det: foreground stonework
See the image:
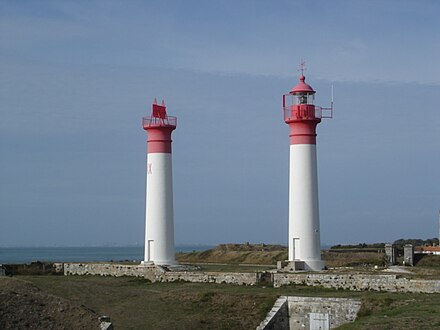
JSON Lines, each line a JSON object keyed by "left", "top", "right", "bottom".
{"left": 273, "top": 273, "right": 440, "bottom": 293}
{"left": 256, "top": 296, "right": 289, "bottom": 330}
{"left": 257, "top": 296, "right": 361, "bottom": 330}
{"left": 62, "top": 263, "right": 258, "bottom": 286}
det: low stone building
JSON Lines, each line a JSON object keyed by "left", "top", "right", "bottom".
{"left": 257, "top": 296, "right": 361, "bottom": 330}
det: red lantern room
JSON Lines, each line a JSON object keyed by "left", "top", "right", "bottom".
{"left": 283, "top": 74, "right": 319, "bottom": 122}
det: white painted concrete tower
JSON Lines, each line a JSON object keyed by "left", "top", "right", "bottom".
{"left": 282, "top": 70, "right": 332, "bottom": 271}
{"left": 142, "top": 100, "right": 177, "bottom": 265}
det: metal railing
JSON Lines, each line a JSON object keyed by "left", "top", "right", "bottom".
{"left": 316, "top": 106, "right": 333, "bottom": 119}
{"left": 283, "top": 106, "right": 333, "bottom": 121}
{"left": 142, "top": 116, "right": 177, "bottom": 128}
{"left": 283, "top": 107, "right": 320, "bottom": 121}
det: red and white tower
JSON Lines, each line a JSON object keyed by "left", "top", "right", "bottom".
{"left": 142, "top": 100, "right": 177, "bottom": 265}
{"left": 282, "top": 66, "right": 332, "bottom": 271}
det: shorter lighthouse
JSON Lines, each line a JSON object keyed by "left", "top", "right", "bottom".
{"left": 142, "top": 100, "right": 177, "bottom": 265}
{"left": 282, "top": 66, "right": 332, "bottom": 271}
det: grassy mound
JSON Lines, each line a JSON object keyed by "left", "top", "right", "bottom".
{"left": 323, "top": 250, "right": 385, "bottom": 267}
{"left": 0, "top": 277, "right": 99, "bottom": 329}
{"left": 415, "top": 255, "right": 440, "bottom": 268}
{"left": 176, "top": 243, "right": 287, "bottom": 265}
{"left": 177, "top": 243, "right": 386, "bottom": 267}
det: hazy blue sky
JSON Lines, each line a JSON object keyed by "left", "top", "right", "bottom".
{"left": 1, "top": 1, "right": 439, "bottom": 247}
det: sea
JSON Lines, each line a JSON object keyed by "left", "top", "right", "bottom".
{"left": 0, "top": 245, "right": 214, "bottom": 264}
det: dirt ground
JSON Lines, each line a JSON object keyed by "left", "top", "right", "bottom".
{"left": 0, "top": 277, "right": 100, "bottom": 329}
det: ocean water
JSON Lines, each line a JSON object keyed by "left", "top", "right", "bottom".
{"left": 0, "top": 245, "right": 214, "bottom": 264}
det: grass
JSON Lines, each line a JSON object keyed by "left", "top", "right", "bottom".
{"left": 16, "top": 275, "right": 440, "bottom": 330}
{"left": 415, "top": 254, "right": 440, "bottom": 268}
{"left": 322, "top": 250, "right": 385, "bottom": 267}
{"left": 18, "top": 275, "right": 276, "bottom": 329}
{"left": 190, "top": 263, "right": 274, "bottom": 273}
{"left": 176, "top": 250, "right": 287, "bottom": 265}
{"left": 338, "top": 292, "right": 440, "bottom": 329}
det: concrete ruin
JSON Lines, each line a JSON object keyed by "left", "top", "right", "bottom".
{"left": 257, "top": 296, "right": 361, "bottom": 330}
{"left": 385, "top": 243, "right": 396, "bottom": 265}
{"left": 404, "top": 244, "right": 415, "bottom": 266}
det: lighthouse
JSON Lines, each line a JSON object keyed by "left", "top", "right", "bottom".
{"left": 282, "top": 66, "right": 332, "bottom": 271}
{"left": 142, "top": 100, "right": 177, "bottom": 265}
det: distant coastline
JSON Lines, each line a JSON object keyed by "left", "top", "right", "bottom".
{"left": 0, "top": 244, "right": 338, "bottom": 264}
{"left": 0, "top": 245, "right": 214, "bottom": 264}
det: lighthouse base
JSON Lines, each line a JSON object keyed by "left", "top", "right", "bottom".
{"left": 155, "top": 260, "right": 178, "bottom": 266}
{"left": 140, "top": 260, "right": 178, "bottom": 266}
{"left": 278, "top": 259, "right": 325, "bottom": 272}
{"left": 304, "top": 259, "right": 326, "bottom": 271}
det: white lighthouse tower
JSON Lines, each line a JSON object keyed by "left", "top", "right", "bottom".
{"left": 282, "top": 65, "right": 332, "bottom": 271}
{"left": 142, "top": 100, "right": 177, "bottom": 265}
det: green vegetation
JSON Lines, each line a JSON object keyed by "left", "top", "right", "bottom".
{"left": 322, "top": 250, "right": 385, "bottom": 267}
{"left": 337, "top": 292, "right": 440, "bottom": 330}
{"left": 393, "top": 238, "right": 439, "bottom": 247}
{"left": 330, "top": 243, "right": 385, "bottom": 250}
{"left": 13, "top": 275, "right": 440, "bottom": 330}
{"left": 330, "top": 238, "right": 440, "bottom": 251}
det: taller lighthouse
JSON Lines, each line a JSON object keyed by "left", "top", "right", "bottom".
{"left": 142, "top": 100, "right": 177, "bottom": 265}
{"left": 282, "top": 67, "right": 332, "bottom": 271}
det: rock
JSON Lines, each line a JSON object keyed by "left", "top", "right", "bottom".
{"left": 100, "top": 321, "right": 113, "bottom": 330}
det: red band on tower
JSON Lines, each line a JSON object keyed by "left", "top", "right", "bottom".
{"left": 145, "top": 126, "right": 175, "bottom": 153}
{"left": 288, "top": 120, "right": 319, "bottom": 145}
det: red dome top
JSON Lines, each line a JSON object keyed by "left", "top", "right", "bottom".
{"left": 290, "top": 75, "right": 315, "bottom": 94}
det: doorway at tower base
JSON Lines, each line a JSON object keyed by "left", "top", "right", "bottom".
{"left": 277, "top": 260, "right": 326, "bottom": 272}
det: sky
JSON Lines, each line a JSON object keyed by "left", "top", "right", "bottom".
{"left": 0, "top": 0, "right": 439, "bottom": 247}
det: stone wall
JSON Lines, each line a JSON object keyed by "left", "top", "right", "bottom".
{"left": 53, "top": 263, "right": 64, "bottom": 273}
{"left": 257, "top": 296, "right": 360, "bottom": 330}
{"left": 273, "top": 273, "right": 440, "bottom": 293}
{"left": 62, "top": 263, "right": 440, "bottom": 293}
{"left": 63, "top": 263, "right": 164, "bottom": 282}
{"left": 162, "top": 271, "right": 258, "bottom": 285}
{"left": 256, "top": 297, "right": 289, "bottom": 330}
{"left": 63, "top": 263, "right": 258, "bottom": 286}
